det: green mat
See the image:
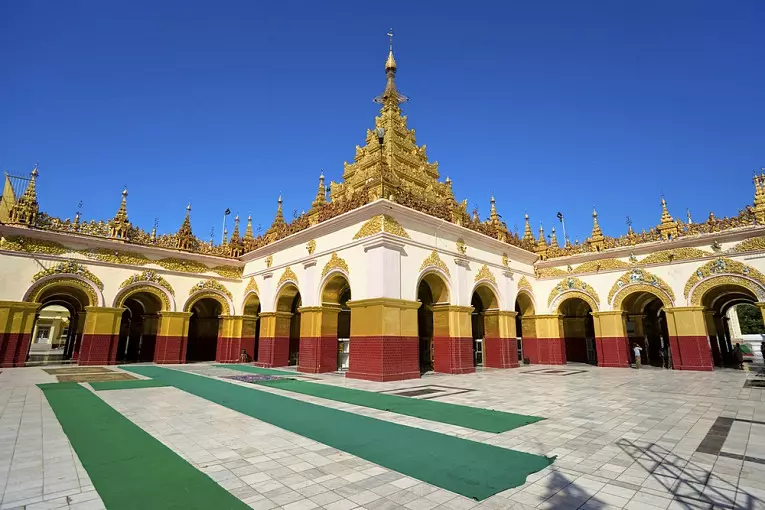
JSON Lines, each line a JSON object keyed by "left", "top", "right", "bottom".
{"left": 90, "top": 379, "right": 169, "bottom": 391}
{"left": 123, "top": 366, "right": 553, "bottom": 500}
{"left": 213, "top": 364, "right": 296, "bottom": 376}
{"left": 38, "top": 383, "right": 248, "bottom": 510}
{"left": 248, "top": 376, "right": 542, "bottom": 433}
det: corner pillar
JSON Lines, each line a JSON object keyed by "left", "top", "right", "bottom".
{"left": 0, "top": 301, "right": 40, "bottom": 368}
{"left": 217, "top": 315, "right": 258, "bottom": 363}
{"left": 256, "top": 311, "right": 292, "bottom": 367}
{"left": 298, "top": 305, "right": 341, "bottom": 373}
{"left": 79, "top": 307, "right": 124, "bottom": 365}
{"left": 592, "top": 311, "right": 630, "bottom": 368}
{"left": 346, "top": 298, "right": 421, "bottom": 382}
{"left": 665, "top": 307, "right": 713, "bottom": 371}
{"left": 528, "top": 314, "right": 565, "bottom": 364}
{"left": 484, "top": 310, "right": 519, "bottom": 369}
{"left": 154, "top": 311, "right": 192, "bottom": 364}
{"left": 432, "top": 304, "right": 475, "bottom": 374}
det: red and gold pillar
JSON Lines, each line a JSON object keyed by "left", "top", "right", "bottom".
{"left": 483, "top": 310, "right": 519, "bottom": 369}
{"left": 78, "top": 307, "right": 124, "bottom": 365}
{"left": 592, "top": 311, "right": 630, "bottom": 368}
{"left": 530, "top": 314, "right": 565, "bottom": 364}
{"left": 256, "top": 311, "right": 292, "bottom": 367}
{"left": 519, "top": 315, "right": 537, "bottom": 363}
{"left": 154, "top": 311, "right": 192, "bottom": 364}
{"left": 298, "top": 305, "right": 341, "bottom": 374}
{"left": 0, "top": 301, "right": 40, "bottom": 368}
{"left": 432, "top": 304, "right": 474, "bottom": 374}
{"left": 665, "top": 307, "right": 713, "bottom": 371}
{"left": 704, "top": 310, "right": 723, "bottom": 367}
{"left": 346, "top": 298, "right": 421, "bottom": 382}
{"left": 216, "top": 315, "right": 258, "bottom": 363}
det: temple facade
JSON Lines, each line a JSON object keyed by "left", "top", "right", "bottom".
{"left": 2, "top": 46, "right": 765, "bottom": 380}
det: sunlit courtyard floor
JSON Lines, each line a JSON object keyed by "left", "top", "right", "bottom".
{"left": 1, "top": 362, "right": 764, "bottom": 510}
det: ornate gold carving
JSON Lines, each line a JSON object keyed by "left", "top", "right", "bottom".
{"left": 266, "top": 255, "right": 273, "bottom": 268}
{"left": 245, "top": 277, "right": 259, "bottom": 295}
{"left": 26, "top": 277, "right": 98, "bottom": 308}
{"left": 0, "top": 236, "right": 68, "bottom": 255}
{"left": 209, "top": 265, "right": 243, "bottom": 279}
{"left": 501, "top": 253, "right": 509, "bottom": 267}
{"left": 574, "top": 259, "right": 630, "bottom": 273}
{"left": 278, "top": 266, "right": 299, "bottom": 286}
{"left": 684, "top": 257, "right": 765, "bottom": 302}
{"left": 640, "top": 248, "right": 709, "bottom": 265}
{"left": 553, "top": 290, "right": 599, "bottom": 312}
{"left": 537, "top": 267, "right": 567, "bottom": 278}
{"left": 184, "top": 290, "right": 231, "bottom": 315}
{"left": 517, "top": 276, "right": 533, "bottom": 293}
{"left": 114, "top": 284, "right": 171, "bottom": 311}
{"left": 608, "top": 268, "right": 675, "bottom": 307}
{"left": 419, "top": 250, "right": 450, "bottom": 278}
{"left": 306, "top": 240, "right": 316, "bottom": 255}
{"left": 321, "top": 252, "right": 350, "bottom": 278}
{"left": 548, "top": 277, "right": 601, "bottom": 307}
{"left": 732, "top": 236, "right": 765, "bottom": 253}
{"left": 690, "top": 275, "right": 765, "bottom": 306}
{"left": 8, "top": 166, "right": 39, "bottom": 226}
{"left": 456, "top": 238, "right": 467, "bottom": 254}
{"left": 84, "top": 248, "right": 149, "bottom": 266}
{"left": 352, "top": 215, "right": 410, "bottom": 240}
{"left": 189, "top": 279, "right": 233, "bottom": 301}
{"left": 474, "top": 264, "right": 496, "bottom": 285}
{"left": 32, "top": 261, "right": 104, "bottom": 290}
{"left": 119, "top": 270, "right": 174, "bottom": 295}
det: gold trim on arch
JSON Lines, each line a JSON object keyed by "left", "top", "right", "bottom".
{"left": 184, "top": 290, "right": 231, "bottom": 315}
{"left": 25, "top": 276, "right": 99, "bottom": 308}
{"left": 113, "top": 284, "right": 172, "bottom": 311}
{"left": 552, "top": 290, "right": 599, "bottom": 313}
{"left": 547, "top": 276, "right": 600, "bottom": 307}
{"left": 688, "top": 275, "right": 765, "bottom": 306}
{"left": 608, "top": 268, "right": 675, "bottom": 308}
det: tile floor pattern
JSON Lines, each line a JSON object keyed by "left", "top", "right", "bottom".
{"left": 0, "top": 363, "right": 764, "bottom": 509}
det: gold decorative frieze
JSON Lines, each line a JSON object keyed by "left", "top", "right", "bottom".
{"left": 119, "top": 270, "right": 174, "bottom": 296}
{"left": 639, "top": 248, "right": 709, "bottom": 265}
{"left": 245, "top": 277, "right": 259, "bottom": 295}
{"left": 83, "top": 248, "right": 148, "bottom": 266}
{"left": 731, "top": 236, "right": 765, "bottom": 253}
{"left": 352, "top": 215, "right": 410, "bottom": 240}
{"left": 32, "top": 261, "right": 104, "bottom": 290}
{"left": 574, "top": 259, "right": 629, "bottom": 273}
{"left": 536, "top": 267, "right": 567, "bottom": 278}
{"left": 419, "top": 250, "right": 450, "bottom": 277}
{"left": 189, "top": 279, "right": 233, "bottom": 301}
{"left": 607, "top": 268, "right": 675, "bottom": 306}
{"left": 0, "top": 236, "right": 68, "bottom": 255}
{"left": 474, "top": 264, "right": 496, "bottom": 285}
{"left": 321, "top": 252, "right": 350, "bottom": 278}
{"left": 683, "top": 257, "right": 765, "bottom": 300}
{"left": 548, "top": 277, "right": 601, "bottom": 307}
{"left": 278, "top": 266, "right": 299, "bottom": 286}
{"left": 517, "top": 276, "right": 533, "bottom": 294}
{"left": 306, "top": 240, "right": 316, "bottom": 255}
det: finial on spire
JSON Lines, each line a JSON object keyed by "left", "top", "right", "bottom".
{"left": 186, "top": 203, "right": 192, "bottom": 213}
{"left": 522, "top": 213, "right": 534, "bottom": 242}
{"left": 374, "top": 29, "right": 408, "bottom": 105}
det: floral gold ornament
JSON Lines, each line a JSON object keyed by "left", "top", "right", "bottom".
{"left": 456, "top": 238, "right": 467, "bottom": 255}
{"left": 640, "top": 247, "right": 709, "bottom": 265}
{"left": 608, "top": 268, "right": 675, "bottom": 307}
{"left": 474, "top": 264, "right": 496, "bottom": 285}
{"left": 245, "top": 277, "right": 259, "bottom": 295}
{"left": 352, "top": 215, "right": 411, "bottom": 240}
{"left": 574, "top": 259, "right": 629, "bottom": 273}
{"left": 689, "top": 276, "right": 765, "bottom": 305}
{"left": 306, "top": 240, "right": 316, "bottom": 255}
{"left": 265, "top": 255, "right": 273, "bottom": 268}
{"left": 501, "top": 253, "right": 509, "bottom": 267}
{"left": 32, "top": 261, "right": 104, "bottom": 290}
{"left": 321, "top": 252, "right": 350, "bottom": 278}
{"left": 517, "top": 276, "right": 533, "bottom": 293}
{"left": 536, "top": 267, "right": 567, "bottom": 278}
{"left": 119, "top": 270, "right": 175, "bottom": 295}
{"left": 278, "top": 266, "right": 299, "bottom": 286}
{"left": 548, "top": 276, "right": 601, "bottom": 307}
{"left": 114, "top": 283, "right": 172, "bottom": 311}
{"left": 683, "top": 257, "right": 765, "bottom": 302}
{"left": 731, "top": 236, "right": 765, "bottom": 253}
{"left": 188, "top": 279, "right": 233, "bottom": 301}
{"left": 419, "top": 250, "right": 450, "bottom": 277}
{"left": 26, "top": 277, "right": 98, "bottom": 308}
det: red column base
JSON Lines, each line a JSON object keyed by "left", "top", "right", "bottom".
{"left": 433, "top": 337, "right": 475, "bottom": 374}
{"left": 0, "top": 333, "right": 32, "bottom": 368}
{"left": 154, "top": 335, "right": 187, "bottom": 364}
{"left": 298, "top": 336, "right": 337, "bottom": 373}
{"left": 670, "top": 335, "right": 714, "bottom": 371}
{"left": 595, "top": 336, "right": 630, "bottom": 368}
{"left": 256, "top": 337, "right": 289, "bottom": 368}
{"left": 532, "top": 337, "right": 566, "bottom": 365}
{"left": 78, "top": 334, "right": 119, "bottom": 366}
{"left": 216, "top": 337, "right": 256, "bottom": 363}
{"left": 346, "top": 336, "right": 420, "bottom": 382}
{"left": 484, "top": 337, "right": 519, "bottom": 368}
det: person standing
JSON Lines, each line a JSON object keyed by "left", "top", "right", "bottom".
{"left": 633, "top": 343, "right": 643, "bottom": 369}
{"left": 733, "top": 343, "right": 744, "bottom": 370}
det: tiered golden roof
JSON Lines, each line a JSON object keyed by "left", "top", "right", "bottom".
{"left": 588, "top": 208, "right": 605, "bottom": 252}
{"left": 108, "top": 188, "right": 131, "bottom": 240}
{"left": 176, "top": 204, "right": 195, "bottom": 251}
{"left": 8, "top": 165, "right": 39, "bottom": 226}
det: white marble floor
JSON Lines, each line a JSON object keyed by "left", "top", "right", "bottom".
{"left": 1, "top": 362, "right": 764, "bottom": 510}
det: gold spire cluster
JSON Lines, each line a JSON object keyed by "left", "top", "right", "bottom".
{"left": 229, "top": 214, "right": 244, "bottom": 257}
{"left": 265, "top": 195, "right": 285, "bottom": 242}
{"left": 108, "top": 188, "right": 131, "bottom": 240}
{"left": 8, "top": 164, "right": 39, "bottom": 226}
{"left": 588, "top": 208, "right": 605, "bottom": 251}
{"left": 657, "top": 197, "right": 680, "bottom": 240}
{"left": 176, "top": 204, "right": 195, "bottom": 250}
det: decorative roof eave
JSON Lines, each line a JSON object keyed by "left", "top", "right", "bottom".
{"left": 240, "top": 199, "right": 538, "bottom": 265}
{"left": 0, "top": 223, "right": 244, "bottom": 268}
{"left": 535, "top": 224, "right": 765, "bottom": 268}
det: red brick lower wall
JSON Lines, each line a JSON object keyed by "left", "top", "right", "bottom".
{"left": 78, "top": 334, "right": 119, "bottom": 365}
{"left": 0, "top": 332, "right": 32, "bottom": 368}
{"left": 565, "top": 337, "right": 588, "bottom": 363}
{"left": 216, "top": 336, "right": 256, "bottom": 363}
{"left": 523, "top": 337, "right": 566, "bottom": 365}
{"left": 139, "top": 334, "right": 157, "bottom": 363}
{"left": 433, "top": 336, "right": 475, "bottom": 374}
{"left": 256, "top": 336, "right": 289, "bottom": 368}
{"left": 595, "top": 336, "right": 630, "bottom": 368}
{"left": 522, "top": 337, "right": 538, "bottom": 363}
{"left": 298, "top": 336, "right": 338, "bottom": 373}
{"left": 483, "top": 337, "right": 519, "bottom": 369}
{"left": 670, "top": 335, "right": 714, "bottom": 371}
{"left": 346, "top": 336, "right": 419, "bottom": 382}
{"left": 154, "top": 335, "right": 187, "bottom": 364}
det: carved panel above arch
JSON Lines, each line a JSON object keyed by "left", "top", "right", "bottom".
{"left": 548, "top": 277, "right": 601, "bottom": 308}
{"left": 419, "top": 250, "right": 450, "bottom": 278}
{"left": 608, "top": 268, "right": 675, "bottom": 308}
{"left": 322, "top": 252, "right": 350, "bottom": 278}
{"left": 683, "top": 257, "right": 765, "bottom": 300}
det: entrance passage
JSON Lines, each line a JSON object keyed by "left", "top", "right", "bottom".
{"left": 337, "top": 288, "right": 351, "bottom": 370}
{"left": 187, "top": 298, "right": 221, "bottom": 362}
{"left": 242, "top": 294, "right": 261, "bottom": 363}
{"left": 28, "top": 285, "right": 90, "bottom": 363}
{"left": 623, "top": 292, "right": 670, "bottom": 368}
{"left": 471, "top": 293, "right": 484, "bottom": 367}
{"left": 560, "top": 298, "right": 596, "bottom": 364}
{"left": 288, "top": 295, "right": 301, "bottom": 366}
{"left": 117, "top": 292, "right": 162, "bottom": 363}
{"left": 417, "top": 282, "right": 434, "bottom": 374}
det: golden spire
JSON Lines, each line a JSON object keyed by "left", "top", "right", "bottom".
{"left": 9, "top": 164, "right": 40, "bottom": 226}
{"left": 374, "top": 29, "right": 407, "bottom": 106}
{"left": 230, "top": 215, "right": 241, "bottom": 241}
{"left": 176, "top": 203, "right": 195, "bottom": 250}
{"left": 550, "top": 226, "right": 559, "bottom": 249}
{"left": 266, "top": 195, "right": 285, "bottom": 242}
{"left": 754, "top": 170, "right": 765, "bottom": 224}
{"left": 229, "top": 214, "right": 244, "bottom": 257}
{"left": 588, "top": 208, "right": 605, "bottom": 252}
{"left": 244, "top": 214, "right": 254, "bottom": 241}
{"left": 312, "top": 171, "right": 327, "bottom": 209}
{"left": 108, "top": 188, "right": 131, "bottom": 239}
{"left": 489, "top": 196, "right": 501, "bottom": 224}
{"left": 522, "top": 213, "right": 534, "bottom": 242}
{"left": 534, "top": 223, "right": 548, "bottom": 259}
{"left": 657, "top": 196, "right": 679, "bottom": 240}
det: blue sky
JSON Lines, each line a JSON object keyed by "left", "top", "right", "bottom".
{"left": 2, "top": 1, "right": 763, "bottom": 243}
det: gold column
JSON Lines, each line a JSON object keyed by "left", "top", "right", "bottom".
{"left": 256, "top": 311, "right": 293, "bottom": 367}
{"left": 591, "top": 311, "right": 630, "bottom": 368}
{"left": 530, "top": 314, "right": 565, "bottom": 364}
{"left": 431, "top": 304, "right": 474, "bottom": 373}
{"left": 0, "top": 301, "right": 40, "bottom": 368}
{"left": 664, "top": 306, "right": 713, "bottom": 371}
{"left": 297, "top": 305, "right": 341, "bottom": 373}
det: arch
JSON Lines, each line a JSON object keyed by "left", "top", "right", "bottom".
{"left": 689, "top": 274, "right": 765, "bottom": 307}
{"left": 547, "top": 277, "right": 600, "bottom": 312}
{"left": 608, "top": 269, "right": 675, "bottom": 309}
{"left": 24, "top": 274, "right": 103, "bottom": 307}
{"left": 241, "top": 291, "right": 261, "bottom": 316}
{"left": 184, "top": 290, "right": 232, "bottom": 315}
{"left": 553, "top": 290, "right": 599, "bottom": 314}
{"left": 515, "top": 290, "right": 536, "bottom": 316}
{"left": 319, "top": 270, "right": 351, "bottom": 305}
{"left": 415, "top": 269, "right": 451, "bottom": 304}
{"left": 113, "top": 282, "right": 174, "bottom": 311}
{"left": 558, "top": 296, "right": 597, "bottom": 365}
{"left": 274, "top": 281, "right": 301, "bottom": 313}
{"left": 613, "top": 284, "right": 673, "bottom": 310}
{"left": 471, "top": 281, "right": 500, "bottom": 310}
